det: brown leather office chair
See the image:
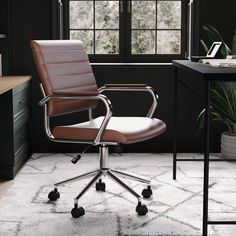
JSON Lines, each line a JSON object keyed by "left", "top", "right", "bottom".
{"left": 30, "top": 40, "right": 166, "bottom": 218}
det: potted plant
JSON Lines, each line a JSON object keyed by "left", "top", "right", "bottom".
{"left": 212, "top": 83, "right": 236, "bottom": 158}
{"left": 197, "top": 25, "right": 236, "bottom": 158}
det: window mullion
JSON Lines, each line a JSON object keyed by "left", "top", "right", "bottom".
{"left": 93, "top": 0, "right": 95, "bottom": 54}
{"left": 126, "top": 0, "right": 132, "bottom": 60}
{"left": 119, "top": 0, "right": 129, "bottom": 61}
{"left": 155, "top": 0, "right": 157, "bottom": 54}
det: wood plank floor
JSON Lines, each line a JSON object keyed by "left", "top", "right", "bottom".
{"left": 0, "top": 180, "right": 14, "bottom": 199}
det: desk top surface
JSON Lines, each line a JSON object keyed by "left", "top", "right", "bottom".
{"left": 0, "top": 76, "right": 31, "bottom": 95}
{"left": 172, "top": 60, "right": 236, "bottom": 81}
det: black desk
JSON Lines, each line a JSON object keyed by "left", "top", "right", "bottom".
{"left": 172, "top": 60, "right": 236, "bottom": 236}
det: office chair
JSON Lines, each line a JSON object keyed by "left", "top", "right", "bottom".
{"left": 30, "top": 40, "right": 166, "bottom": 218}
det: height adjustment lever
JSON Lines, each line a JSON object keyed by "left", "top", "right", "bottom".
{"left": 71, "top": 145, "right": 93, "bottom": 164}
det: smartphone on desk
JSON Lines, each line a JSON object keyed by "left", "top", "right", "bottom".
{"left": 190, "top": 42, "right": 222, "bottom": 62}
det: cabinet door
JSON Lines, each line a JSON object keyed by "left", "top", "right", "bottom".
{"left": 0, "top": 77, "right": 31, "bottom": 179}
{"left": 13, "top": 81, "right": 30, "bottom": 118}
{"left": 14, "top": 108, "right": 30, "bottom": 155}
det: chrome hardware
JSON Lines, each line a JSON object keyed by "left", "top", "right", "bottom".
{"left": 99, "top": 85, "right": 158, "bottom": 118}
{"left": 39, "top": 84, "right": 55, "bottom": 141}
{"left": 52, "top": 144, "right": 150, "bottom": 214}
{"left": 111, "top": 169, "right": 150, "bottom": 184}
{"left": 38, "top": 84, "right": 113, "bottom": 145}
{"left": 88, "top": 108, "right": 93, "bottom": 120}
{"left": 55, "top": 170, "right": 99, "bottom": 187}
{"left": 99, "top": 145, "right": 109, "bottom": 169}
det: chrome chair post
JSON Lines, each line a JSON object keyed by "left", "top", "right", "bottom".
{"left": 100, "top": 145, "right": 109, "bottom": 169}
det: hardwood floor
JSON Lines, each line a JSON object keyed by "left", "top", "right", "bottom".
{"left": 0, "top": 163, "right": 24, "bottom": 199}
{"left": 0, "top": 179, "right": 14, "bottom": 199}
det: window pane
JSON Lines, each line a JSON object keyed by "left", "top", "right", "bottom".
{"left": 157, "top": 1, "right": 181, "bottom": 29}
{"left": 95, "top": 1, "right": 119, "bottom": 29}
{"left": 68, "top": 0, "right": 183, "bottom": 57}
{"left": 70, "top": 30, "right": 94, "bottom": 54}
{"left": 95, "top": 30, "right": 119, "bottom": 54}
{"left": 70, "top": 1, "right": 93, "bottom": 29}
{"left": 157, "top": 30, "right": 181, "bottom": 54}
{"left": 132, "top": 30, "right": 155, "bottom": 54}
{"left": 132, "top": 1, "right": 156, "bottom": 29}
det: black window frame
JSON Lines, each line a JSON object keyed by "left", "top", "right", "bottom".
{"left": 59, "top": 0, "right": 188, "bottom": 63}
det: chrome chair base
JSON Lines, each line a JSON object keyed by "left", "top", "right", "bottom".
{"left": 48, "top": 145, "right": 152, "bottom": 217}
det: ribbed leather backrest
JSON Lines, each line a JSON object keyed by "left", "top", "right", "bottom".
{"left": 30, "top": 40, "right": 98, "bottom": 117}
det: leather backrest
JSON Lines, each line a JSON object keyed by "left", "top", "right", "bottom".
{"left": 30, "top": 40, "right": 98, "bottom": 117}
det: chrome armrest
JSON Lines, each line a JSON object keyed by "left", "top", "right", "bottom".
{"left": 38, "top": 89, "right": 113, "bottom": 146}
{"left": 98, "top": 84, "right": 158, "bottom": 118}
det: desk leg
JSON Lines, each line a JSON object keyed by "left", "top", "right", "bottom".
{"left": 202, "top": 80, "right": 210, "bottom": 236}
{"left": 173, "top": 67, "right": 178, "bottom": 180}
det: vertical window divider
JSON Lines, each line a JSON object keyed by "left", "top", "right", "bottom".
{"left": 93, "top": 0, "right": 96, "bottom": 54}
{"left": 127, "top": 0, "right": 131, "bottom": 13}
{"left": 155, "top": 0, "right": 158, "bottom": 54}
{"left": 124, "top": 0, "right": 131, "bottom": 60}
{"left": 58, "top": 0, "right": 64, "bottom": 39}
{"left": 120, "top": 0, "right": 124, "bottom": 13}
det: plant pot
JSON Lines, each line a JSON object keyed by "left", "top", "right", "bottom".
{"left": 221, "top": 132, "right": 236, "bottom": 159}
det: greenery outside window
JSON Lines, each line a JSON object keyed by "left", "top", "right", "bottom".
{"left": 62, "top": 0, "right": 187, "bottom": 62}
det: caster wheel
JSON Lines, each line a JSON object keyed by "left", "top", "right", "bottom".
{"left": 71, "top": 206, "right": 85, "bottom": 218}
{"left": 136, "top": 202, "right": 148, "bottom": 216}
{"left": 142, "top": 186, "right": 152, "bottom": 199}
{"left": 96, "top": 179, "right": 106, "bottom": 191}
{"left": 48, "top": 189, "right": 60, "bottom": 201}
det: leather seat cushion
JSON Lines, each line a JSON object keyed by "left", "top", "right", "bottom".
{"left": 52, "top": 116, "right": 166, "bottom": 144}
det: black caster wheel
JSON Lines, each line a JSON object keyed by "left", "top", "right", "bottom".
{"left": 48, "top": 189, "right": 60, "bottom": 201}
{"left": 96, "top": 179, "right": 106, "bottom": 191}
{"left": 71, "top": 205, "right": 85, "bottom": 218}
{"left": 142, "top": 186, "right": 152, "bottom": 199}
{"left": 136, "top": 202, "right": 148, "bottom": 216}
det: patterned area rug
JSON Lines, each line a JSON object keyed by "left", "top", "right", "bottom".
{"left": 1, "top": 153, "right": 236, "bottom": 236}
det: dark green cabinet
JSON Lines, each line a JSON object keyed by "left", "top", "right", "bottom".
{"left": 0, "top": 76, "right": 31, "bottom": 179}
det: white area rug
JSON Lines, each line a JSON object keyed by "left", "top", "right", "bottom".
{"left": 1, "top": 153, "right": 236, "bottom": 236}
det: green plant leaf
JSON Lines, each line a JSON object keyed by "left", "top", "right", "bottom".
{"left": 232, "top": 27, "right": 236, "bottom": 54}
{"left": 204, "top": 25, "right": 221, "bottom": 40}
{"left": 195, "top": 108, "right": 205, "bottom": 135}
{"left": 219, "top": 82, "right": 235, "bottom": 117}
{"left": 212, "top": 83, "right": 235, "bottom": 118}
{"left": 212, "top": 117, "right": 232, "bottom": 131}
{"left": 230, "top": 88, "right": 236, "bottom": 119}
{"left": 200, "top": 39, "right": 209, "bottom": 54}
{"left": 211, "top": 89, "right": 231, "bottom": 115}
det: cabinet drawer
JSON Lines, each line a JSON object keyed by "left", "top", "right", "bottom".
{"left": 13, "top": 81, "right": 30, "bottom": 117}
{"left": 14, "top": 108, "right": 30, "bottom": 154}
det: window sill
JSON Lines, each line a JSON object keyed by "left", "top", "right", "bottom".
{"left": 91, "top": 62, "right": 172, "bottom": 66}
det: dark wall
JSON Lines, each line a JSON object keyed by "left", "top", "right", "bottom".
{"left": 200, "top": 0, "right": 235, "bottom": 50}
{"left": 2, "top": 0, "right": 235, "bottom": 153}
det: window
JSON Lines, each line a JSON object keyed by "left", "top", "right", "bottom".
{"left": 69, "top": 0, "right": 119, "bottom": 54}
{"left": 62, "top": 0, "right": 187, "bottom": 62}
